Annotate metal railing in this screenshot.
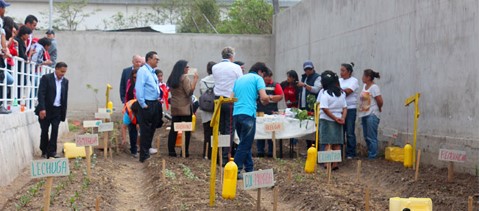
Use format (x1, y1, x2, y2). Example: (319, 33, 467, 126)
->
(0, 57, 54, 112)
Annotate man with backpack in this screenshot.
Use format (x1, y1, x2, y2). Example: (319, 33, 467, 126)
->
(199, 61, 216, 159)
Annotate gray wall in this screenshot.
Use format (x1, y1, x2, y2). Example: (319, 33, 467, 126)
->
(274, 0, 479, 173)
(55, 31, 273, 116)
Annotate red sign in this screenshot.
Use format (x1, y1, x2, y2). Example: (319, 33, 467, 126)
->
(264, 122, 283, 132)
(438, 149, 466, 163)
(75, 134, 99, 147)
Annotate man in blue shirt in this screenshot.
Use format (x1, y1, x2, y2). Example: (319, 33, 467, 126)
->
(231, 62, 270, 179)
(135, 51, 162, 162)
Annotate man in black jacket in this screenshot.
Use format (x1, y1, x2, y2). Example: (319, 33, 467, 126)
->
(36, 62, 68, 158)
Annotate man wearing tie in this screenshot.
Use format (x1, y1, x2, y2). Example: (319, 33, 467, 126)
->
(36, 62, 69, 158)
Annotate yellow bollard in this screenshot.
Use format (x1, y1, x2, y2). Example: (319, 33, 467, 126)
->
(305, 144, 317, 173)
(191, 114, 196, 132)
(222, 158, 238, 199)
(404, 143, 413, 168)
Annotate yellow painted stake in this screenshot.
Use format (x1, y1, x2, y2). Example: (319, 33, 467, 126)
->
(404, 93, 420, 168)
(209, 96, 237, 206)
(105, 84, 113, 112)
(314, 102, 320, 151)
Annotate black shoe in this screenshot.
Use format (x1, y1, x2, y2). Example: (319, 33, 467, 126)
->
(168, 152, 177, 157)
(41, 153, 47, 158)
(0, 106, 11, 114)
(48, 154, 61, 158)
(267, 154, 273, 158)
(139, 155, 151, 163)
(257, 153, 265, 158)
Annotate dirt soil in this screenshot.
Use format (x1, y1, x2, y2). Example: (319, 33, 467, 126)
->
(1, 119, 478, 211)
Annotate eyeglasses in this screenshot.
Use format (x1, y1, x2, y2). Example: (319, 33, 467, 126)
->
(186, 66, 190, 69)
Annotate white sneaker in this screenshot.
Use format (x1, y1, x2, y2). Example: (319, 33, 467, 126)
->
(149, 148, 158, 154)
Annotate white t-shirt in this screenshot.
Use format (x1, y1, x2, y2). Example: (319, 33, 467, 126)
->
(359, 84, 381, 118)
(317, 90, 347, 121)
(339, 77, 359, 109)
(212, 59, 243, 97)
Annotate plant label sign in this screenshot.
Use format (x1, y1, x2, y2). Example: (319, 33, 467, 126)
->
(174, 122, 192, 132)
(75, 134, 99, 147)
(98, 108, 108, 113)
(98, 122, 114, 132)
(264, 122, 284, 132)
(243, 169, 275, 190)
(318, 150, 342, 163)
(95, 112, 111, 119)
(438, 149, 467, 163)
(31, 158, 70, 178)
(83, 120, 102, 128)
(211, 135, 230, 147)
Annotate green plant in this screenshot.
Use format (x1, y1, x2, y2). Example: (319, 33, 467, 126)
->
(68, 122, 80, 132)
(74, 157, 82, 170)
(82, 177, 90, 190)
(294, 174, 304, 183)
(86, 84, 99, 109)
(165, 169, 176, 179)
(180, 164, 199, 180)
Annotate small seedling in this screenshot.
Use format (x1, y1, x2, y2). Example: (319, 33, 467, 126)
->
(180, 164, 199, 180)
(165, 169, 176, 179)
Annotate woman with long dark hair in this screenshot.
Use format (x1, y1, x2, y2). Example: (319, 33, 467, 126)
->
(125, 68, 138, 102)
(280, 70, 301, 108)
(166, 60, 198, 157)
(339, 63, 359, 159)
(359, 69, 383, 159)
(317, 70, 347, 170)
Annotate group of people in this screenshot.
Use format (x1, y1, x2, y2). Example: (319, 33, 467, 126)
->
(118, 46, 383, 179)
(0, 0, 58, 114)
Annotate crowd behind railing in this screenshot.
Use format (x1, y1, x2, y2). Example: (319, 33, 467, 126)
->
(0, 56, 54, 113)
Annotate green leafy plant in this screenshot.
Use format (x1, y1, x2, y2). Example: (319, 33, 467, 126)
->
(180, 164, 199, 180)
(165, 169, 176, 180)
(86, 84, 99, 109)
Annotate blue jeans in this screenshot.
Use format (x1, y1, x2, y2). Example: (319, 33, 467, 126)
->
(344, 109, 357, 157)
(256, 139, 273, 156)
(361, 114, 380, 159)
(233, 114, 256, 173)
(5, 71, 13, 85)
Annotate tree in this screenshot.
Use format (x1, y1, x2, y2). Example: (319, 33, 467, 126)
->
(149, 0, 189, 25)
(53, 0, 100, 31)
(178, 0, 220, 33)
(102, 9, 151, 30)
(218, 0, 273, 34)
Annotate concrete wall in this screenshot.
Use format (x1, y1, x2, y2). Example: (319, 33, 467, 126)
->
(274, 0, 479, 174)
(54, 31, 273, 117)
(0, 112, 69, 187)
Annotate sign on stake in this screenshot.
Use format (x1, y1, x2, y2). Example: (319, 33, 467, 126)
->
(175, 122, 193, 158)
(31, 158, 70, 211)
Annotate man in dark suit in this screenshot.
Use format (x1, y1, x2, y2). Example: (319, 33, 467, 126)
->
(119, 55, 143, 157)
(36, 62, 68, 158)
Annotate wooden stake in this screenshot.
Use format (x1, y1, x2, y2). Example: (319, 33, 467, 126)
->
(85, 146, 91, 179)
(43, 176, 54, 211)
(156, 136, 160, 152)
(364, 188, 370, 211)
(272, 131, 277, 159)
(204, 142, 209, 159)
(356, 160, 362, 183)
(287, 170, 292, 182)
(342, 144, 346, 161)
(162, 159, 166, 181)
(219, 147, 223, 186)
(448, 161, 454, 182)
(181, 132, 186, 158)
(103, 131, 108, 160)
(327, 163, 332, 184)
(95, 196, 100, 211)
(256, 188, 261, 211)
(415, 150, 421, 181)
(273, 186, 278, 211)
(109, 140, 113, 160)
(468, 196, 473, 211)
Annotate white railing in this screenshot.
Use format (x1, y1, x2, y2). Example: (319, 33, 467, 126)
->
(0, 57, 54, 112)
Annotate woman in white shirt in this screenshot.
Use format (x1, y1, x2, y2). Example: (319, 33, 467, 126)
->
(359, 69, 383, 159)
(317, 70, 347, 170)
(339, 62, 359, 159)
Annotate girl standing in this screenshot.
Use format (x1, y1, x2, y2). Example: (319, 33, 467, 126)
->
(359, 69, 383, 159)
(318, 70, 347, 170)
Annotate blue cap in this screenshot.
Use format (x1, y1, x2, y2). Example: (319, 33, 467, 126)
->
(0, 0, 10, 8)
(303, 60, 314, 70)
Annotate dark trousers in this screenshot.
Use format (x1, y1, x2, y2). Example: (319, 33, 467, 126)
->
(168, 115, 192, 156)
(218, 100, 234, 163)
(137, 100, 161, 161)
(203, 121, 212, 159)
(233, 114, 256, 173)
(128, 123, 138, 154)
(39, 107, 61, 157)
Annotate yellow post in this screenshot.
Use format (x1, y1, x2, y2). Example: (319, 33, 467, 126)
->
(209, 96, 237, 206)
(404, 93, 420, 168)
(314, 102, 320, 151)
(106, 84, 113, 112)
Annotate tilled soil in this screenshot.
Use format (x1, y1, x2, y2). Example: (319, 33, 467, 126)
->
(1, 119, 478, 210)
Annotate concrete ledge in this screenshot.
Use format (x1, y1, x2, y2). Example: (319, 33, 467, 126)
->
(0, 111, 69, 187)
